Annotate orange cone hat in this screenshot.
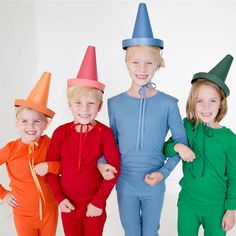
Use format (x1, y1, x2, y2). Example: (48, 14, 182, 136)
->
(14, 72, 55, 118)
(67, 46, 105, 92)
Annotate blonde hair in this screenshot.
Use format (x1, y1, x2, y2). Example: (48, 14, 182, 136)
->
(15, 106, 48, 122)
(186, 79, 227, 126)
(67, 86, 103, 103)
(125, 45, 165, 68)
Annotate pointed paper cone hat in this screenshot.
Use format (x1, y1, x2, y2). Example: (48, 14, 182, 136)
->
(122, 3, 164, 50)
(67, 46, 105, 92)
(192, 54, 233, 96)
(15, 72, 55, 118)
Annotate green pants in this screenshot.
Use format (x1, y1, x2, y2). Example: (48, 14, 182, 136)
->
(178, 205, 226, 236)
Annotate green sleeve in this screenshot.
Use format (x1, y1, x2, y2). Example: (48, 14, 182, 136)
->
(225, 135, 236, 210)
(163, 137, 177, 158)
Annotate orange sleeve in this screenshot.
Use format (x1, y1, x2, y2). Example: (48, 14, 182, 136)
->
(0, 144, 11, 199)
(47, 161, 61, 174)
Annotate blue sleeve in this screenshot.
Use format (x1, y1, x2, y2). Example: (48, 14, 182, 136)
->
(158, 101, 187, 178)
(108, 98, 119, 145)
(97, 99, 119, 165)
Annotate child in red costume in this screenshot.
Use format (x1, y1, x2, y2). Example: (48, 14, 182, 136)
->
(0, 72, 59, 236)
(47, 46, 120, 236)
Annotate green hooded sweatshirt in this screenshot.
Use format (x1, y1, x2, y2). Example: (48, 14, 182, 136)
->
(164, 118, 236, 216)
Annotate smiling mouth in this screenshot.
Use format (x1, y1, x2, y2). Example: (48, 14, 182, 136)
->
(79, 114, 90, 119)
(136, 74, 148, 80)
(26, 131, 37, 135)
(201, 113, 212, 117)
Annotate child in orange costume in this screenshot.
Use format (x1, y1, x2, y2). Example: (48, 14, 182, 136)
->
(0, 72, 59, 236)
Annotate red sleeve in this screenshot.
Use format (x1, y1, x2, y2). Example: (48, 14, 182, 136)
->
(91, 127, 120, 208)
(0, 144, 11, 199)
(46, 127, 66, 203)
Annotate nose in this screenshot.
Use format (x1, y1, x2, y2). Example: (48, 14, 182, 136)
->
(202, 102, 210, 110)
(81, 103, 89, 110)
(139, 63, 146, 72)
(26, 122, 35, 128)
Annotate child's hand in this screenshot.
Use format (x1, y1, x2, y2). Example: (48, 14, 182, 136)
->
(33, 162, 48, 176)
(174, 143, 195, 162)
(144, 172, 164, 186)
(86, 203, 102, 217)
(59, 199, 75, 213)
(222, 210, 235, 231)
(97, 163, 117, 180)
(3, 192, 18, 208)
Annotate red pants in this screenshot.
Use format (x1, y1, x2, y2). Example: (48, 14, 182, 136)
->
(14, 206, 58, 236)
(61, 207, 106, 236)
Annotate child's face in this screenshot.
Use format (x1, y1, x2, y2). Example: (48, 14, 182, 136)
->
(126, 46, 159, 88)
(69, 90, 101, 125)
(195, 84, 221, 127)
(16, 109, 47, 144)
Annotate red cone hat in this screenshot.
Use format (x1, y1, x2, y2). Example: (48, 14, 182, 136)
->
(15, 72, 55, 118)
(67, 46, 105, 92)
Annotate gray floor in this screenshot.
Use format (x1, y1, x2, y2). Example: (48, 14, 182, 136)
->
(1, 191, 236, 236)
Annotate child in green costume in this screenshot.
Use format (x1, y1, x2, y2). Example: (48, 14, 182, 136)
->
(164, 54, 236, 236)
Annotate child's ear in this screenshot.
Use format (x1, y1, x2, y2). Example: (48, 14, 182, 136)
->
(98, 101, 103, 112)
(67, 102, 72, 109)
(44, 119, 52, 130)
(155, 64, 160, 71)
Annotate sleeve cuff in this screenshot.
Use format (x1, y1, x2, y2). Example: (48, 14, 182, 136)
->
(47, 161, 61, 174)
(55, 192, 67, 204)
(91, 197, 106, 209)
(0, 189, 9, 200)
(97, 156, 107, 165)
(166, 142, 177, 157)
(225, 199, 236, 210)
(158, 167, 169, 179)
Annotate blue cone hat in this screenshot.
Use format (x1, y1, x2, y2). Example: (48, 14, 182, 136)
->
(122, 3, 164, 50)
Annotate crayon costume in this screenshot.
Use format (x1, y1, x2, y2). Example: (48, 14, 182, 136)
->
(107, 3, 187, 236)
(0, 72, 59, 236)
(109, 91, 187, 236)
(47, 46, 120, 236)
(165, 55, 236, 236)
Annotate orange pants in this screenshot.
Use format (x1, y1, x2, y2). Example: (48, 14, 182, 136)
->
(14, 206, 58, 236)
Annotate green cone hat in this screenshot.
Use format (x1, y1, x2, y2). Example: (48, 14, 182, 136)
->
(192, 54, 233, 96)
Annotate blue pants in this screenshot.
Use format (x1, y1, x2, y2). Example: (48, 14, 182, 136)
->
(117, 185, 165, 236)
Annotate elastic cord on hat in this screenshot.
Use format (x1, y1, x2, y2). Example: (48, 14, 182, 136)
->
(136, 82, 156, 151)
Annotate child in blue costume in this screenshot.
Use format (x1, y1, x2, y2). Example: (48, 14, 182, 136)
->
(98, 3, 187, 236)
(164, 55, 236, 236)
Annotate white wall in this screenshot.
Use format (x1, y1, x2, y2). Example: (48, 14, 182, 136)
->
(1, 1, 236, 235)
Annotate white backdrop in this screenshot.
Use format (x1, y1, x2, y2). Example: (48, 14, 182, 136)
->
(0, 1, 236, 235)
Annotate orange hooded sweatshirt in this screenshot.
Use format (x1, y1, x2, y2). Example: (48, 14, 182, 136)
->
(0, 135, 59, 227)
